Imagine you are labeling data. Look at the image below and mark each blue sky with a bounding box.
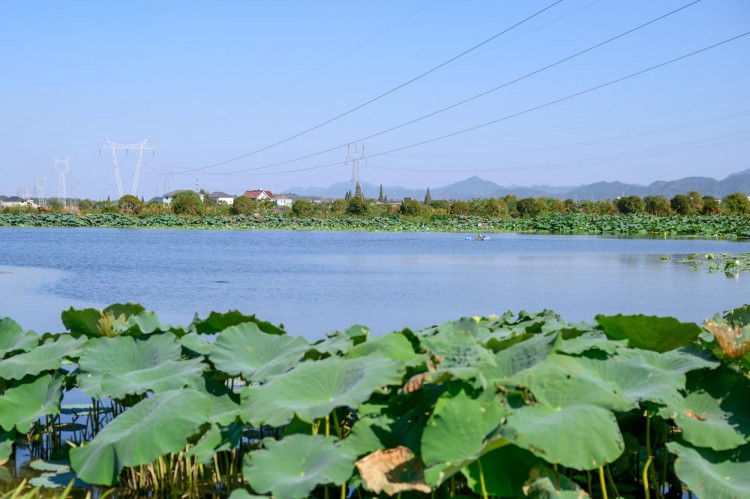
[2,0,749,200]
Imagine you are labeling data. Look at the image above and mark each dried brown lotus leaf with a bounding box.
[355,446,431,496]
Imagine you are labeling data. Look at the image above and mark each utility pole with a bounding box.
[100,138,155,198]
[347,143,366,199]
[54,158,69,208]
[159,164,173,196]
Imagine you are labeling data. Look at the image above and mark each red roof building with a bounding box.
[242,190,275,201]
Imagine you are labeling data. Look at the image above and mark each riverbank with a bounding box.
[1,212,749,239]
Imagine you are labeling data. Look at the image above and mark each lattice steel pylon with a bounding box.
[347,143,366,199]
[54,158,69,208]
[100,138,155,198]
[35,177,47,208]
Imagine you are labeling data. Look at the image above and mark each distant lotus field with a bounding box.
[0,303,749,498]
[1,212,749,239]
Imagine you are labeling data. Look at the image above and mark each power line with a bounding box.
[184,30,750,178]
[169,0,709,177]
[157,0,440,142]
[191,1,565,170]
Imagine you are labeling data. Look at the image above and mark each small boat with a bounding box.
[465,234,490,241]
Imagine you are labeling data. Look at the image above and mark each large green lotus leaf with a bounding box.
[185,423,243,464]
[241,356,405,426]
[0,334,85,380]
[523,469,590,499]
[346,332,421,365]
[461,445,543,498]
[421,330,497,384]
[77,334,205,399]
[0,429,14,465]
[62,303,143,338]
[180,332,213,356]
[192,310,285,336]
[418,317,494,342]
[483,333,559,381]
[667,366,750,451]
[228,489,267,498]
[0,372,64,433]
[556,332,626,355]
[69,388,210,485]
[198,377,241,426]
[422,387,507,486]
[306,324,369,359]
[244,434,355,499]
[208,322,308,382]
[668,440,750,499]
[0,317,38,358]
[595,314,701,352]
[504,402,624,470]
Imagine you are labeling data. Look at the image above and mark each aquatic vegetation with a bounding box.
[1,212,749,239]
[677,252,750,277]
[0,304,749,498]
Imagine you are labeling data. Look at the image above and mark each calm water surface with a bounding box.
[1,227,749,338]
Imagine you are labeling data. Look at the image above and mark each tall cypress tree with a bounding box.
[378,184,384,202]
[354,181,363,200]
[424,187,432,205]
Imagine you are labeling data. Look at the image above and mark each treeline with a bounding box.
[3,189,749,219]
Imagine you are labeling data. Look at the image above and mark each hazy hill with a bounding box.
[284,170,750,201]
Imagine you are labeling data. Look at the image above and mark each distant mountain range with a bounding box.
[284,169,750,201]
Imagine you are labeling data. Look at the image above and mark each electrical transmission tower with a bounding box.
[159,164,173,196]
[55,158,69,208]
[347,144,366,199]
[100,138,155,198]
[35,177,47,208]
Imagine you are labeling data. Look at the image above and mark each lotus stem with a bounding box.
[477,457,489,499]
[598,466,607,499]
[643,456,653,499]
[605,464,619,498]
[340,483,346,499]
[586,470,592,496]
[326,415,330,437]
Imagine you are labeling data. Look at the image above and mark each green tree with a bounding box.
[331,199,347,214]
[78,199,94,211]
[171,191,204,216]
[449,200,470,215]
[118,194,143,215]
[200,189,216,208]
[702,196,721,214]
[400,199,421,216]
[424,187,432,205]
[291,199,313,217]
[378,184,384,203]
[346,196,368,215]
[670,194,691,215]
[722,192,750,215]
[616,196,645,214]
[516,197,543,217]
[430,199,450,211]
[644,195,671,215]
[686,191,704,215]
[354,182,363,200]
[231,196,254,215]
[562,199,577,212]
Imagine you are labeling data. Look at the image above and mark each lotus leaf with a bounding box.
[346,332,421,365]
[227,489,267,499]
[62,303,144,338]
[0,429,14,465]
[421,330,497,385]
[27,460,86,489]
[504,402,624,470]
[595,314,701,352]
[355,446,431,496]
[556,332,626,355]
[461,445,543,498]
[180,332,213,355]
[186,423,243,464]
[0,318,37,358]
[0,334,85,380]
[522,469,589,498]
[209,322,308,382]
[76,334,206,399]
[241,356,404,426]
[192,310,285,335]
[667,440,750,499]
[484,333,559,381]
[244,434,355,499]
[306,324,369,359]
[667,366,750,451]
[70,388,210,485]
[421,387,507,486]
[0,373,64,433]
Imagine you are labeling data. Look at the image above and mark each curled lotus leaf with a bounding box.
[667,440,750,499]
[208,322,308,382]
[0,317,38,358]
[244,434,355,499]
[0,334,85,381]
[0,372,64,433]
[241,356,404,426]
[192,309,285,336]
[70,388,210,485]
[703,319,750,359]
[355,446,431,496]
[77,334,205,399]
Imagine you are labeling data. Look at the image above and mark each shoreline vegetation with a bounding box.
[1,212,750,239]
[0,303,748,498]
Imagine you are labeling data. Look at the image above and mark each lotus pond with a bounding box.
[1,303,749,498]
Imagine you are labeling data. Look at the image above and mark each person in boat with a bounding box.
[476,233,484,240]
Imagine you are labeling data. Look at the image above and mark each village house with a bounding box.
[209,192,235,205]
[0,196,36,208]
